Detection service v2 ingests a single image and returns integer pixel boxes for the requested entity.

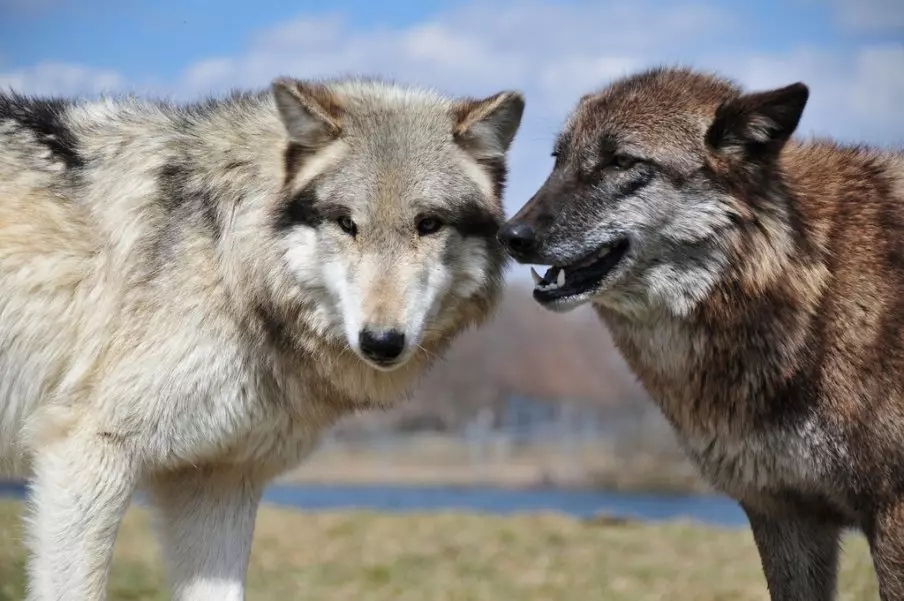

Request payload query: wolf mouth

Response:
[531,239,630,303]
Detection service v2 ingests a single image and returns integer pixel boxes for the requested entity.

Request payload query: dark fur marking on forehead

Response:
[0,93,83,170]
[157,162,221,242]
[275,181,322,231]
[433,200,501,240]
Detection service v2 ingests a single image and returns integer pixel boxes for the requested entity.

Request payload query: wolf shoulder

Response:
[0,94,268,464]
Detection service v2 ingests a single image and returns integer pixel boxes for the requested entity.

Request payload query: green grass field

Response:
[0,500,880,600]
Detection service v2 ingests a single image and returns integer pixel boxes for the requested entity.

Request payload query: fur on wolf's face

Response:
[499,67,808,317]
[270,78,524,370]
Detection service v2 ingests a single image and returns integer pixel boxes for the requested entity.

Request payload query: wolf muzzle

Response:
[497,221,540,263]
[358,327,406,366]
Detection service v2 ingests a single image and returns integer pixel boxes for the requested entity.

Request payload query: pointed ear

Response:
[705,82,809,159]
[271,77,343,148]
[453,91,525,160]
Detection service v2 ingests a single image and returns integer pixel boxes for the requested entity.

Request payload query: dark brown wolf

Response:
[498,66,904,601]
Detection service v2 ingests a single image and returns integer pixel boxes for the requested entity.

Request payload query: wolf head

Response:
[498,67,808,317]
[265,78,524,371]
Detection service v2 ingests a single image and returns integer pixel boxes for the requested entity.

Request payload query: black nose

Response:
[358,329,406,363]
[497,222,538,256]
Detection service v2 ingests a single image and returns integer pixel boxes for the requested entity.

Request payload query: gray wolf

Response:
[0,76,524,600]
[498,66,904,600]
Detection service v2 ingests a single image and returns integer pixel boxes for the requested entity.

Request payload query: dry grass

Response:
[0,500,880,600]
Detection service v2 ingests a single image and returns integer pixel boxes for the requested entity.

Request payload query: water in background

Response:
[265,484,748,526]
[0,481,748,527]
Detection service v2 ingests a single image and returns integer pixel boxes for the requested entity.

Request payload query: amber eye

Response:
[416,216,443,236]
[612,154,638,170]
[337,215,357,237]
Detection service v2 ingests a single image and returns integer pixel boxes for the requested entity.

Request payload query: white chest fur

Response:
[680,414,841,499]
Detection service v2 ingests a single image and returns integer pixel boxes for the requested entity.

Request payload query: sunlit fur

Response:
[0,77,523,601]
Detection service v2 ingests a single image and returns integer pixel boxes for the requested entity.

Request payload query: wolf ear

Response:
[272,78,342,148]
[453,91,525,160]
[706,82,809,160]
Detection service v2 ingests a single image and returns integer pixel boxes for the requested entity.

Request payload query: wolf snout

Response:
[358,328,406,365]
[497,222,538,260]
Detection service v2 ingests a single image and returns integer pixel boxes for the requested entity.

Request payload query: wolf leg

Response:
[742,505,841,601]
[147,466,264,601]
[869,500,904,601]
[25,432,139,601]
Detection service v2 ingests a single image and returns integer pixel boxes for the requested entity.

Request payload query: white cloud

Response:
[536,56,642,114]
[0,62,123,97]
[174,1,732,101]
[847,45,904,125]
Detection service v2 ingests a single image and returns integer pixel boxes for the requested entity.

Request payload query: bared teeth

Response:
[534,243,621,296]
[534,267,564,292]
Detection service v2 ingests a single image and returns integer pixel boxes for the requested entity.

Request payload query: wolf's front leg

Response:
[869,500,904,601]
[26,433,140,601]
[742,505,841,601]
[148,466,264,601]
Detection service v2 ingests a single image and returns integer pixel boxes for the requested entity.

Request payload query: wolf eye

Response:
[416,216,443,236]
[611,154,639,170]
[337,215,357,237]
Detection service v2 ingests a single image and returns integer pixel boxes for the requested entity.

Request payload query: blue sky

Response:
[1,0,902,215]
[1,1,458,79]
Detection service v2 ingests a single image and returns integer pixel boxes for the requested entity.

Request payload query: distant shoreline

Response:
[274,469,711,495]
[277,439,711,495]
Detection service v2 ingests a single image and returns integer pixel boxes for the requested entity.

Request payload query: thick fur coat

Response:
[499,66,904,601]
[0,77,524,600]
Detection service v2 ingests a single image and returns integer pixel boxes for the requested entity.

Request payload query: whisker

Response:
[416,343,448,365]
